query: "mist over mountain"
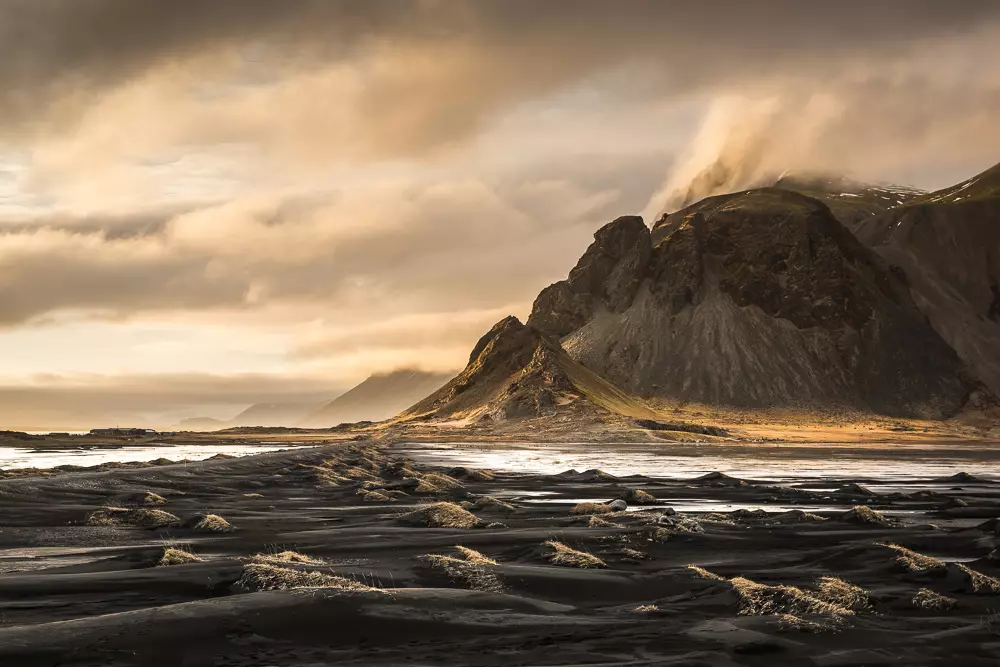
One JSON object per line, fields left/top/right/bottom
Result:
{"left": 300, "top": 369, "right": 454, "bottom": 428}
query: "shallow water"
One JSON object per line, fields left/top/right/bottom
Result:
{"left": 395, "top": 441, "right": 1000, "bottom": 483}
{"left": 0, "top": 443, "right": 291, "bottom": 470}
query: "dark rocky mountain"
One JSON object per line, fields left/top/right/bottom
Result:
{"left": 401, "top": 316, "right": 655, "bottom": 422}
{"left": 772, "top": 174, "right": 924, "bottom": 231}
{"left": 300, "top": 369, "right": 453, "bottom": 427}
{"left": 851, "top": 162, "right": 1000, "bottom": 395}
{"left": 528, "top": 189, "right": 980, "bottom": 417}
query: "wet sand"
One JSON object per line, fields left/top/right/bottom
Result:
{"left": 0, "top": 438, "right": 998, "bottom": 666}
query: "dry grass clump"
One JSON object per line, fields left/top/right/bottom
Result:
{"left": 158, "top": 547, "right": 204, "bottom": 566}
{"left": 359, "top": 490, "right": 393, "bottom": 502}
{"left": 544, "top": 540, "right": 606, "bottom": 569}
{"left": 238, "top": 563, "right": 372, "bottom": 592}
{"left": 840, "top": 506, "right": 892, "bottom": 526}
{"left": 777, "top": 613, "right": 832, "bottom": 633}
{"left": 454, "top": 546, "right": 496, "bottom": 565}
{"left": 687, "top": 565, "right": 725, "bottom": 581}
{"left": 192, "top": 514, "right": 233, "bottom": 533}
{"left": 912, "top": 587, "right": 957, "bottom": 610}
{"left": 877, "top": 543, "right": 945, "bottom": 572}
{"left": 465, "top": 496, "right": 516, "bottom": 513}
{"left": 620, "top": 488, "right": 658, "bottom": 504}
{"left": 397, "top": 502, "right": 481, "bottom": 529}
{"left": 956, "top": 564, "right": 1000, "bottom": 594}
{"left": 814, "top": 576, "right": 873, "bottom": 612}
{"left": 87, "top": 507, "right": 179, "bottom": 528}
{"left": 128, "top": 491, "right": 167, "bottom": 506}
{"left": 729, "top": 576, "right": 852, "bottom": 620}
{"left": 632, "top": 604, "right": 660, "bottom": 613}
{"left": 621, "top": 547, "right": 651, "bottom": 562}
{"left": 570, "top": 502, "right": 614, "bottom": 516}
{"left": 250, "top": 550, "right": 324, "bottom": 566}
{"left": 421, "top": 545, "right": 503, "bottom": 592}
{"left": 588, "top": 515, "right": 618, "bottom": 528}
{"left": 421, "top": 473, "right": 464, "bottom": 489}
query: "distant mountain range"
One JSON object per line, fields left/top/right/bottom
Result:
{"left": 399, "top": 163, "right": 1000, "bottom": 424}
{"left": 298, "top": 369, "right": 454, "bottom": 428}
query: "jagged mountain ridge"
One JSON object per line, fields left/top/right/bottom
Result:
{"left": 528, "top": 188, "right": 978, "bottom": 417}
{"left": 851, "top": 161, "right": 1000, "bottom": 395}
{"left": 401, "top": 316, "right": 655, "bottom": 422}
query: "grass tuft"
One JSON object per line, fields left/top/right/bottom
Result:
{"left": 912, "top": 587, "right": 957, "bottom": 610}
{"left": 877, "top": 543, "right": 945, "bottom": 572}
{"left": 840, "top": 506, "right": 892, "bottom": 525}
{"left": 238, "top": 563, "right": 372, "bottom": 592}
{"left": 87, "top": 507, "right": 179, "bottom": 528}
{"left": 570, "top": 502, "right": 614, "bottom": 516}
{"left": 814, "top": 576, "right": 873, "bottom": 612}
{"left": 250, "top": 550, "right": 324, "bottom": 566}
{"left": 956, "top": 564, "right": 1000, "bottom": 594}
{"left": 544, "top": 540, "right": 606, "bottom": 569}
{"left": 729, "top": 576, "right": 852, "bottom": 619}
{"left": 158, "top": 547, "right": 204, "bottom": 566}
{"left": 421, "top": 545, "right": 503, "bottom": 592}
{"left": 687, "top": 565, "right": 725, "bottom": 581}
{"left": 192, "top": 514, "right": 233, "bottom": 533}
{"left": 397, "top": 502, "right": 481, "bottom": 529}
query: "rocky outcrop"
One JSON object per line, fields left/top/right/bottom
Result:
{"left": 852, "top": 162, "right": 1000, "bottom": 395}
{"left": 401, "top": 316, "right": 655, "bottom": 422}
{"left": 529, "top": 188, "right": 978, "bottom": 417}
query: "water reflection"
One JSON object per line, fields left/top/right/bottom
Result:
{"left": 0, "top": 443, "right": 291, "bottom": 470}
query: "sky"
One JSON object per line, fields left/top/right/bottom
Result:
{"left": 2, "top": 0, "right": 1000, "bottom": 429}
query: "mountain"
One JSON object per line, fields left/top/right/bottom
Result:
{"left": 772, "top": 173, "right": 924, "bottom": 231}
{"left": 230, "top": 402, "right": 320, "bottom": 428}
{"left": 400, "top": 316, "right": 655, "bottom": 422}
{"left": 528, "top": 190, "right": 979, "bottom": 417}
{"left": 851, "top": 162, "right": 1000, "bottom": 395}
{"left": 171, "top": 417, "right": 229, "bottom": 432}
{"left": 300, "top": 369, "right": 453, "bottom": 427}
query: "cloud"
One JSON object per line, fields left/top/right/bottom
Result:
{"left": 0, "top": 371, "right": 345, "bottom": 430}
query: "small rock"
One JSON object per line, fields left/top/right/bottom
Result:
{"left": 608, "top": 499, "right": 627, "bottom": 512}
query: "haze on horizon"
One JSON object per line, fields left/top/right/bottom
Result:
{"left": 2, "top": 0, "right": 1000, "bottom": 430}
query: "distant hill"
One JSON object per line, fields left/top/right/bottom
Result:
{"left": 851, "top": 162, "right": 1000, "bottom": 395}
{"left": 230, "top": 402, "right": 321, "bottom": 428}
{"left": 299, "top": 369, "right": 453, "bottom": 427}
{"left": 527, "top": 192, "right": 977, "bottom": 417}
{"left": 171, "top": 417, "right": 230, "bottom": 432}
{"left": 400, "top": 316, "right": 656, "bottom": 422}
{"left": 772, "top": 173, "right": 924, "bottom": 230}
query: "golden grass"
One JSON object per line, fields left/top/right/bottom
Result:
{"left": 250, "top": 550, "right": 324, "bottom": 566}
{"left": 587, "top": 515, "right": 618, "bottom": 528}
{"left": 129, "top": 491, "right": 167, "bottom": 506}
{"left": 877, "top": 543, "right": 945, "bottom": 572}
{"left": 421, "top": 545, "right": 503, "bottom": 593}
{"left": 466, "top": 496, "right": 516, "bottom": 513}
{"left": 420, "top": 473, "right": 464, "bottom": 489}
{"left": 621, "top": 547, "right": 651, "bottom": 561}
{"left": 956, "top": 564, "right": 1000, "bottom": 594}
{"left": 360, "top": 490, "right": 393, "bottom": 502}
{"left": 158, "top": 547, "right": 204, "bottom": 567}
{"left": 397, "top": 502, "right": 481, "bottom": 529}
{"left": 814, "top": 576, "right": 873, "bottom": 612}
{"left": 841, "top": 506, "right": 892, "bottom": 526}
{"left": 87, "top": 507, "right": 179, "bottom": 528}
{"left": 192, "top": 514, "right": 233, "bottom": 533}
{"left": 729, "top": 576, "right": 852, "bottom": 619}
{"left": 621, "top": 488, "right": 658, "bottom": 504}
{"left": 777, "top": 613, "right": 834, "bottom": 633}
{"left": 544, "top": 540, "right": 606, "bottom": 569}
{"left": 238, "top": 563, "right": 372, "bottom": 592}
{"left": 912, "top": 588, "right": 957, "bottom": 610}
{"left": 632, "top": 604, "right": 660, "bottom": 613}
{"left": 687, "top": 565, "right": 725, "bottom": 581}
{"left": 570, "top": 502, "right": 613, "bottom": 516}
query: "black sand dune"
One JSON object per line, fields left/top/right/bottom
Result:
{"left": 1, "top": 441, "right": 998, "bottom": 665}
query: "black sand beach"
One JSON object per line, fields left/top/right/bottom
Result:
{"left": 1, "top": 439, "right": 998, "bottom": 665}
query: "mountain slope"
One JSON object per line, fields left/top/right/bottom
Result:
{"left": 230, "top": 402, "right": 320, "bottom": 427}
{"left": 773, "top": 173, "right": 924, "bottom": 231}
{"left": 300, "top": 369, "right": 453, "bottom": 427}
{"left": 400, "top": 316, "right": 655, "bottom": 422}
{"left": 529, "top": 190, "right": 978, "bottom": 417}
{"left": 851, "top": 162, "right": 1000, "bottom": 395}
